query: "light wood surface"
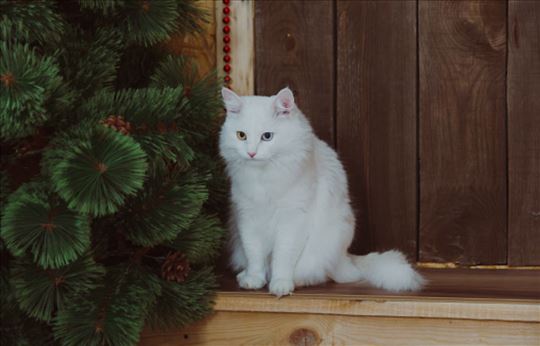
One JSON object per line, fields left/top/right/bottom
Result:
{"left": 216, "top": 0, "right": 254, "bottom": 96}
{"left": 141, "top": 312, "right": 540, "bottom": 346}
{"left": 213, "top": 268, "right": 540, "bottom": 324}
{"left": 140, "top": 268, "right": 540, "bottom": 345}
{"left": 214, "top": 293, "right": 540, "bottom": 323}
{"left": 164, "top": 0, "right": 216, "bottom": 77}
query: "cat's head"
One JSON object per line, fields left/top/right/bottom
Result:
{"left": 219, "top": 87, "right": 312, "bottom": 166}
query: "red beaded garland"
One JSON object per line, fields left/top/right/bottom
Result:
{"left": 222, "top": 1, "right": 231, "bottom": 85}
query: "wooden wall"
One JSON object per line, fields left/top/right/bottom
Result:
{"left": 255, "top": 0, "right": 540, "bottom": 265}
{"left": 255, "top": 1, "right": 335, "bottom": 144}
{"left": 165, "top": 0, "right": 216, "bottom": 76}
{"left": 507, "top": 0, "right": 540, "bottom": 265}
{"left": 418, "top": 1, "right": 507, "bottom": 264}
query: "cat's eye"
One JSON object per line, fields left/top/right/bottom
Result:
{"left": 236, "top": 131, "right": 247, "bottom": 141}
{"left": 261, "top": 132, "right": 274, "bottom": 141}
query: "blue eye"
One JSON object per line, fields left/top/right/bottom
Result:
{"left": 261, "top": 132, "right": 274, "bottom": 141}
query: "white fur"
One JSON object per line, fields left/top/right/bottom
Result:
{"left": 219, "top": 87, "right": 425, "bottom": 297}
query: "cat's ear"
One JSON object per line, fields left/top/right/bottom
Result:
{"left": 222, "top": 87, "right": 242, "bottom": 113}
{"left": 274, "top": 87, "right": 295, "bottom": 116}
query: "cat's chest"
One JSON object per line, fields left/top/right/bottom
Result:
{"left": 232, "top": 167, "right": 313, "bottom": 206}
{"left": 233, "top": 170, "right": 283, "bottom": 201}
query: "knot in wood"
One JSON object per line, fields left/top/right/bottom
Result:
{"left": 285, "top": 33, "right": 296, "bottom": 51}
{"left": 288, "top": 328, "right": 320, "bottom": 346}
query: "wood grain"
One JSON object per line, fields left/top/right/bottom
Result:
{"left": 140, "top": 312, "right": 540, "bottom": 346}
{"left": 507, "top": 1, "right": 540, "bottom": 265}
{"left": 165, "top": 0, "right": 216, "bottom": 77}
{"left": 141, "top": 269, "right": 540, "bottom": 345}
{"left": 214, "top": 294, "right": 540, "bottom": 323}
{"left": 419, "top": 1, "right": 507, "bottom": 264}
{"left": 216, "top": 0, "right": 254, "bottom": 96}
{"left": 336, "top": 1, "right": 417, "bottom": 258}
{"left": 255, "top": 0, "right": 335, "bottom": 144}
{"left": 218, "top": 268, "right": 540, "bottom": 301}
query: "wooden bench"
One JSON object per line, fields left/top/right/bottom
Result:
{"left": 140, "top": 268, "right": 540, "bottom": 345}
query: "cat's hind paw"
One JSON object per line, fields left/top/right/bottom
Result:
{"left": 269, "top": 279, "right": 295, "bottom": 297}
{"left": 237, "top": 270, "right": 266, "bottom": 290}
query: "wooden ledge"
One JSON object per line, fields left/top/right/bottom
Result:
{"left": 219, "top": 268, "right": 540, "bottom": 300}
{"left": 214, "top": 268, "right": 540, "bottom": 323}
{"left": 141, "top": 269, "right": 540, "bottom": 345}
{"left": 214, "top": 293, "right": 539, "bottom": 323}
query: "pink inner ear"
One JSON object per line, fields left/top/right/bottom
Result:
{"left": 282, "top": 100, "right": 290, "bottom": 108}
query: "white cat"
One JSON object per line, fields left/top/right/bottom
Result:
{"left": 219, "top": 87, "right": 424, "bottom": 297}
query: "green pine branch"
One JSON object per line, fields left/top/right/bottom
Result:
{"left": 1, "top": 181, "right": 91, "bottom": 269}
{"left": 77, "top": 87, "right": 184, "bottom": 124}
{"left": 49, "top": 127, "right": 148, "bottom": 217}
{"left": 124, "top": 173, "right": 209, "bottom": 247}
{"left": 54, "top": 265, "right": 161, "bottom": 346}
{"left": 0, "top": 0, "right": 64, "bottom": 45}
{"left": 0, "top": 1, "right": 225, "bottom": 344}
{"left": 11, "top": 254, "right": 104, "bottom": 322}
{"left": 0, "top": 41, "right": 63, "bottom": 139}
{"left": 145, "top": 267, "right": 217, "bottom": 331}
{"left": 167, "top": 214, "right": 224, "bottom": 265}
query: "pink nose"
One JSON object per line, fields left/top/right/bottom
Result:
{"left": 248, "top": 152, "right": 256, "bottom": 158}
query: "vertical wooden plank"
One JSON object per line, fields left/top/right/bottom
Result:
{"left": 508, "top": 1, "right": 540, "bottom": 265}
{"left": 419, "top": 1, "right": 507, "bottom": 264}
{"left": 255, "top": 0, "right": 335, "bottom": 145}
{"left": 337, "top": 1, "right": 417, "bottom": 258}
{"left": 216, "top": 0, "right": 255, "bottom": 95}
{"left": 166, "top": 1, "right": 217, "bottom": 77}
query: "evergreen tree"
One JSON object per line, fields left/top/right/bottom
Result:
{"left": 0, "top": 1, "right": 225, "bottom": 345}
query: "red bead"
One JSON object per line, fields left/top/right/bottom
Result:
{"left": 223, "top": 16, "right": 230, "bottom": 24}
{"left": 223, "top": 45, "right": 231, "bottom": 53}
{"left": 223, "top": 7, "right": 230, "bottom": 15}
{"left": 223, "top": 25, "right": 230, "bottom": 34}
{"left": 223, "top": 55, "right": 231, "bottom": 63}
{"left": 224, "top": 64, "right": 231, "bottom": 72}
{"left": 223, "top": 35, "right": 231, "bottom": 43}
{"left": 223, "top": 0, "right": 230, "bottom": 4}
{"left": 224, "top": 75, "right": 231, "bottom": 83}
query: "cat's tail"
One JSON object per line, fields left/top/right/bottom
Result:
{"left": 331, "top": 250, "right": 425, "bottom": 292}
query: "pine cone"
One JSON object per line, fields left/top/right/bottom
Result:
{"left": 161, "top": 252, "right": 190, "bottom": 283}
{"left": 101, "top": 115, "right": 132, "bottom": 135}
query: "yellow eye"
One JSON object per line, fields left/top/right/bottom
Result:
{"left": 236, "top": 131, "right": 247, "bottom": 141}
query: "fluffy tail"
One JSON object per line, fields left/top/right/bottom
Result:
{"left": 332, "top": 250, "right": 425, "bottom": 292}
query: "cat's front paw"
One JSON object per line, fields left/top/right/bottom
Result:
{"left": 237, "top": 270, "right": 266, "bottom": 290}
{"left": 269, "top": 278, "right": 295, "bottom": 297}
